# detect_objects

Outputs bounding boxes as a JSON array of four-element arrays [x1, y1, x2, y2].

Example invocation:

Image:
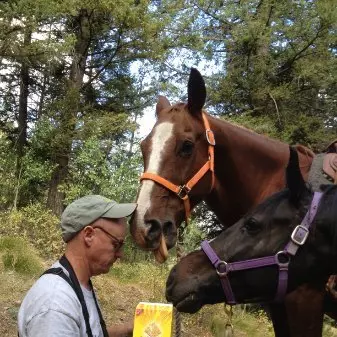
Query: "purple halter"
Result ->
[[201, 191, 323, 305]]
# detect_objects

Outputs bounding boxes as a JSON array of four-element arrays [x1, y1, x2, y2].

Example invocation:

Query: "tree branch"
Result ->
[[82, 30, 122, 90]]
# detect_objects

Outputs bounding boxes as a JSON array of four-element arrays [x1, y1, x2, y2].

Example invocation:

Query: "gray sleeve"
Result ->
[[26, 309, 80, 337]]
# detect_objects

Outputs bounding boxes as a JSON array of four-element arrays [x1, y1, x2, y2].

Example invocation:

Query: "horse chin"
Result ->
[[174, 293, 203, 313]]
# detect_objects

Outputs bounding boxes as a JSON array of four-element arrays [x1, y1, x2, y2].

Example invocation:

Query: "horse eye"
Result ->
[[179, 140, 194, 157], [243, 218, 262, 234]]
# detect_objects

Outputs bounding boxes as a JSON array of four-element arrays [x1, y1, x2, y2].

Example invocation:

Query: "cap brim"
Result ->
[[102, 203, 137, 219]]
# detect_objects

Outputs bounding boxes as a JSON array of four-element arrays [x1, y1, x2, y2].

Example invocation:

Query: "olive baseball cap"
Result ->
[[61, 195, 137, 242]]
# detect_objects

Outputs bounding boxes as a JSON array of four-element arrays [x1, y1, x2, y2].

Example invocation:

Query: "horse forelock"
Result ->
[[136, 122, 174, 224]]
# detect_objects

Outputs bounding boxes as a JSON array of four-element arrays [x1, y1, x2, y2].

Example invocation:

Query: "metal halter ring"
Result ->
[[177, 185, 191, 199], [275, 251, 290, 267], [216, 261, 229, 277]]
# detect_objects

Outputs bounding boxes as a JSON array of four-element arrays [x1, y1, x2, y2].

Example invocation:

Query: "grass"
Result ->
[[0, 238, 41, 337], [210, 306, 274, 337]]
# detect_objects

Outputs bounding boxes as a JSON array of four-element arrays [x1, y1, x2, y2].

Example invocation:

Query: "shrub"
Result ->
[[0, 203, 64, 259], [0, 236, 43, 276]]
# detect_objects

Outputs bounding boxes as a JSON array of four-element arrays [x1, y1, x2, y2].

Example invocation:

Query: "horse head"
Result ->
[[166, 147, 337, 313], [130, 68, 214, 262]]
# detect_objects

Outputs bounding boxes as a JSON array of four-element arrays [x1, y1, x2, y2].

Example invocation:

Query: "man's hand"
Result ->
[[107, 320, 134, 337]]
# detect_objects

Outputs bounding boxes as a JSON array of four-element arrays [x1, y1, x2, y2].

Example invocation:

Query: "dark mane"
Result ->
[[244, 186, 311, 229], [315, 185, 337, 247], [254, 184, 337, 240]]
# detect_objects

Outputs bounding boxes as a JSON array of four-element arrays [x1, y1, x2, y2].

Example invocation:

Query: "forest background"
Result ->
[[1, 1, 337, 336], [0, 0, 336, 259]]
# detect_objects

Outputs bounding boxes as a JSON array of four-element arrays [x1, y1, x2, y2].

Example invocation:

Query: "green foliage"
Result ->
[[63, 138, 142, 204], [19, 148, 56, 206], [102, 149, 143, 203], [227, 112, 334, 151], [183, 219, 207, 252], [0, 0, 180, 213], [323, 316, 337, 336], [108, 260, 173, 303], [173, 0, 337, 148], [0, 236, 43, 276], [0, 204, 64, 259]]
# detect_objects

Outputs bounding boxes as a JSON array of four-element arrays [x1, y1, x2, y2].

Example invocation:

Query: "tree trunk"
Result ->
[[14, 28, 31, 209], [46, 9, 92, 216], [17, 44, 30, 159]]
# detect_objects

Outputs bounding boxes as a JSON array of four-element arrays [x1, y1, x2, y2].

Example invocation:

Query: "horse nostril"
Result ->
[[163, 220, 175, 236], [144, 219, 162, 243], [162, 220, 177, 249]]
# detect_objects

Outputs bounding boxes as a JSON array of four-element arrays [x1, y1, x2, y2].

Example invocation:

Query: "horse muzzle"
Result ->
[[130, 213, 177, 263]]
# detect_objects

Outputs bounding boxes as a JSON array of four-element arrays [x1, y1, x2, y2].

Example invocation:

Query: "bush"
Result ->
[[0, 236, 43, 276], [0, 203, 64, 259]]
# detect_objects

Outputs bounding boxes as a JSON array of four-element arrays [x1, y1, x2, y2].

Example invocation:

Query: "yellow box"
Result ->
[[133, 302, 173, 337]]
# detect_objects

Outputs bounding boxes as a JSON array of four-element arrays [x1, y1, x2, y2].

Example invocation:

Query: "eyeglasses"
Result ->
[[93, 226, 125, 252]]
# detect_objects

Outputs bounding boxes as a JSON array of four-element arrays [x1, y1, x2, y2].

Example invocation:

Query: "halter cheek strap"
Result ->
[[140, 113, 215, 224]]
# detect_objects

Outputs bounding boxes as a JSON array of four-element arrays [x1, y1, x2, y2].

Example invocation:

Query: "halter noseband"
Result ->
[[201, 191, 323, 305], [140, 112, 215, 224]]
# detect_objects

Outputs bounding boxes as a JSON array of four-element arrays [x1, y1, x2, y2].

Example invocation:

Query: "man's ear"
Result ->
[[82, 226, 95, 246]]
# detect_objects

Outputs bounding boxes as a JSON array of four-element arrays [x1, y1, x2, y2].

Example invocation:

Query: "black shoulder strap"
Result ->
[[42, 267, 73, 288], [89, 279, 108, 335], [42, 264, 93, 337], [42, 256, 108, 337]]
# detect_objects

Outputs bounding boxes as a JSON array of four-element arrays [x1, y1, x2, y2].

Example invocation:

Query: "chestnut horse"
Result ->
[[129, 68, 335, 336], [166, 146, 337, 337]]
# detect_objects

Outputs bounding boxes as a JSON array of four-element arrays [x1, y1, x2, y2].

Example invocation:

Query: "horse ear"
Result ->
[[286, 146, 306, 205], [187, 68, 206, 117], [156, 96, 171, 116]]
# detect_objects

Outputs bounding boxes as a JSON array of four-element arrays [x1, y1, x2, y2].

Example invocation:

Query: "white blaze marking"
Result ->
[[136, 122, 174, 226]]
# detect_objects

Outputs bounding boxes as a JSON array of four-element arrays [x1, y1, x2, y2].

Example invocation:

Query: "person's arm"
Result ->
[[107, 321, 133, 337], [26, 309, 80, 337]]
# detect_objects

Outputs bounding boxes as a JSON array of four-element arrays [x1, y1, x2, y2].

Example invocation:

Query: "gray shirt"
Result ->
[[18, 261, 103, 337]]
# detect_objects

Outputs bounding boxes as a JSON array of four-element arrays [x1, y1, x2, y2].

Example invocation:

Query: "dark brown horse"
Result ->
[[166, 146, 337, 336], [129, 68, 334, 336]]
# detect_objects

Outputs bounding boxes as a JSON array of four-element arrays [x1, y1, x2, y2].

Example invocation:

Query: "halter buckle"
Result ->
[[291, 225, 309, 246], [177, 185, 191, 199], [206, 129, 216, 146], [216, 261, 229, 277]]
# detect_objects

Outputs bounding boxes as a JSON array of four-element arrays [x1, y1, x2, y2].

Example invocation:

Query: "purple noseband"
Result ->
[[201, 192, 323, 305]]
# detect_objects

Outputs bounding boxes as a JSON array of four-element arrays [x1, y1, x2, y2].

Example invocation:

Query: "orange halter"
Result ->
[[140, 113, 215, 225]]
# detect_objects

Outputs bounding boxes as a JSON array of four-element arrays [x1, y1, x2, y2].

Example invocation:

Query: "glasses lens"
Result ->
[[94, 226, 124, 251]]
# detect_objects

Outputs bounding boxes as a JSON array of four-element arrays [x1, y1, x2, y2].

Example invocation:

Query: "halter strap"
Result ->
[[202, 191, 323, 305], [140, 112, 215, 224]]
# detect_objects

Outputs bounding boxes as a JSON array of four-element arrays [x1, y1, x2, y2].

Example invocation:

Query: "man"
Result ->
[[18, 195, 137, 337]]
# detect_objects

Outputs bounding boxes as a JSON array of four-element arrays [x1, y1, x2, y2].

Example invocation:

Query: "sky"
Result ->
[[133, 57, 220, 139], [136, 105, 156, 139]]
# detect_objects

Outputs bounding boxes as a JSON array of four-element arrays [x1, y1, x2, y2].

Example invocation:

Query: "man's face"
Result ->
[[88, 217, 127, 276]]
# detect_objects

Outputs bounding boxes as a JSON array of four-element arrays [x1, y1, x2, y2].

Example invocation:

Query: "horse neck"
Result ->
[[205, 116, 290, 227]]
